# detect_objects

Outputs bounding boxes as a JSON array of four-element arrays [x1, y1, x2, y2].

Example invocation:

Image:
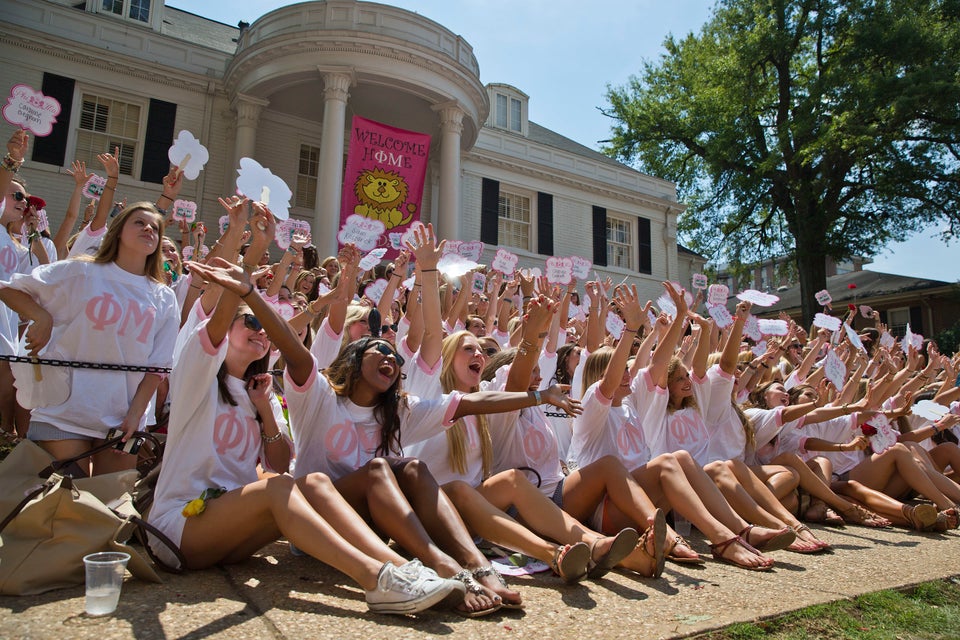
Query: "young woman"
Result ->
[[0, 182, 178, 475], [570, 285, 776, 571], [151, 203, 461, 615]]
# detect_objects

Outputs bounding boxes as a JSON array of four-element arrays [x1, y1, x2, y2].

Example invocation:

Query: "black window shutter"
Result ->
[[480, 178, 499, 245], [909, 306, 923, 334], [31, 74, 75, 166], [140, 99, 177, 183], [537, 192, 553, 256], [637, 216, 652, 274], [592, 206, 607, 266], [878, 309, 888, 325]]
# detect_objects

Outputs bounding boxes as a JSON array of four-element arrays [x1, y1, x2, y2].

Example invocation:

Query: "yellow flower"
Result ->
[[181, 498, 206, 518]]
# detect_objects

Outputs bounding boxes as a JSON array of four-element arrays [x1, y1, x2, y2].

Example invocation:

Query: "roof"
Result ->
[[760, 269, 955, 314], [527, 121, 637, 173], [161, 5, 239, 54], [678, 244, 706, 259]]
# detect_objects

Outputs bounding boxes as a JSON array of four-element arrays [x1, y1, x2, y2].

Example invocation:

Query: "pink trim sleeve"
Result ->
[[441, 391, 464, 427], [284, 362, 318, 393], [198, 323, 220, 356]]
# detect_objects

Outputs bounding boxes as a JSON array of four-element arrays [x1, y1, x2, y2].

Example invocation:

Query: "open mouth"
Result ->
[[378, 361, 396, 377], [469, 361, 482, 374]]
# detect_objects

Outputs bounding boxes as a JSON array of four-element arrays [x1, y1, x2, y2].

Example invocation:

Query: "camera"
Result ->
[[106, 429, 145, 455]]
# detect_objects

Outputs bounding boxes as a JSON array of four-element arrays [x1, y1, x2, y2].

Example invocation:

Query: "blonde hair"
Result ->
[[440, 331, 493, 479], [581, 347, 614, 397], [85, 202, 166, 284], [666, 357, 698, 412]]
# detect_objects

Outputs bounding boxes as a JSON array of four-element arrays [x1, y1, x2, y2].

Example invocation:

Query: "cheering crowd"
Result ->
[[1, 127, 959, 617]]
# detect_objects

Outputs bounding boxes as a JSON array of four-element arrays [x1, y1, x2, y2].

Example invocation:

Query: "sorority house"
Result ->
[[1, 0, 702, 299]]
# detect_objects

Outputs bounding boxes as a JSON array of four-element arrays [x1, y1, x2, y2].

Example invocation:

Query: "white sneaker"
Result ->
[[365, 561, 462, 615]]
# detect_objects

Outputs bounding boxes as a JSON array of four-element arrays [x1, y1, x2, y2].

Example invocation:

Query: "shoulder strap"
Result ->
[[124, 513, 186, 574], [0, 483, 48, 533]]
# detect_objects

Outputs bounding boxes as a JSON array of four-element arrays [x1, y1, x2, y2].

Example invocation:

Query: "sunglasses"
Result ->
[[366, 341, 405, 367], [381, 324, 398, 334], [789, 344, 801, 349], [485, 347, 499, 356], [11, 191, 25, 202], [241, 314, 263, 332]]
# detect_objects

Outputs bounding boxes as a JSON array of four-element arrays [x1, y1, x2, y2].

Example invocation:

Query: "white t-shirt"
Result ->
[[570, 381, 651, 472], [284, 358, 461, 481], [0, 225, 27, 355], [67, 224, 106, 258], [405, 415, 485, 487], [791, 413, 864, 475], [743, 406, 805, 465], [2, 260, 178, 437], [630, 367, 716, 465], [482, 364, 565, 496], [309, 316, 343, 371], [702, 364, 747, 462], [148, 322, 287, 566]]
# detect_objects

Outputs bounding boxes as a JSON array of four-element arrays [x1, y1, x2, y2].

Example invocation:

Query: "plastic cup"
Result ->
[[674, 513, 692, 538], [83, 552, 130, 616]]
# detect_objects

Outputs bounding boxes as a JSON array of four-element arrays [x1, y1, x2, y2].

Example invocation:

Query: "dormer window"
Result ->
[[486, 84, 528, 136], [100, 0, 153, 25]]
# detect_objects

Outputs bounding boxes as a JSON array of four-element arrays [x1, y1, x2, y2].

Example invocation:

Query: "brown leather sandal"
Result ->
[[710, 536, 773, 572]]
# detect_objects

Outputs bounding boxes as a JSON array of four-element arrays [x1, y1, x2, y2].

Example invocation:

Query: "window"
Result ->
[[498, 191, 532, 251], [494, 93, 522, 132], [75, 93, 141, 177], [296, 144, 320, 209], [887, 307, 910, 338], [101, 0, 152, 23], [606, 214, 633, 270]]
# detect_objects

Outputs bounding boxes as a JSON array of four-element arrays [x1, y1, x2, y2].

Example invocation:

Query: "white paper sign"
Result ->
[[911, 400, 949, 421], [743, 315, 762, 341], [545, 257, 573, 285], [181, 244, 210, 261], [757, 319, 789, 336], [859, 305, 874, 318], [275, 219, 311, 250], [2, 84, 61, 136], [692, 273, 708, 290], [844, 323, 866, 352], [338, 214, 385, 252], [83, 175, 106, 201], [171, 199, 197, 223], [864, 415, 898, 454], [441, 239, 461, 257], [879, 331, 895, 349], [363, 278, 389, 304], [656, 293, 677, 318], [217, 215, 231, 236], [813, 313, 842, 332], [522, 267, 542, 278], [437, 253, 478, 278], [815, 289, 832, 306], [401, 275, 415, 291], [647, 309, 657, 328], [236, 157, 292, 220], [904, 324, 923, 351], [167, 130, 209, 180], [707, 304, 734, 328], [358, 247, 388, 271], [570, 256, 592, 280], [707, 284, 729, 306], [491, 248, 519, 275], [605, 311, 625, 340], [752, 340, 768, 357], [823, 349, 846, 391], [459, 241, 484, 262], [737, 289, 780, 307]]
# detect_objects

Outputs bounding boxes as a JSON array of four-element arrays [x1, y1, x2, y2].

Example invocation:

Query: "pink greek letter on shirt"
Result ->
[[86, 292, 123, 330], [119, 300, 156, 344], [669, 412, 703, 447], [0, 246, 16, 275], [325, 422, 358, 461], [213, 408, 259, 460], [617, 423, 645, 456], [522, 427, 549, 461]]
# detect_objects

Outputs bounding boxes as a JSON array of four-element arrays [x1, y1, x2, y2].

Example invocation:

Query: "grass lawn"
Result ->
[[695, 578, 960, 639]]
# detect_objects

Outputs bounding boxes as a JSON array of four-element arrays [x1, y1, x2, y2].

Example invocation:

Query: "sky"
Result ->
[[173, 0, 957, 284]]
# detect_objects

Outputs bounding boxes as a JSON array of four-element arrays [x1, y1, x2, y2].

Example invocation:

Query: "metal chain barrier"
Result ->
[[0, 354, 171, 374]]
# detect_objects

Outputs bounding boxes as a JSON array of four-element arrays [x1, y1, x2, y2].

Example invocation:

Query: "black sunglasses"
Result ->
[[241, 314, 263, 332], [381, 324, 398, 334], [485, 347, 498, 356], [11, 191, 25, 202], [366, 341, 405, 367]]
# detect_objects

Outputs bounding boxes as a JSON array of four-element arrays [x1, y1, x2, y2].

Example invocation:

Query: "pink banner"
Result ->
[[340, 116, 431, 257]]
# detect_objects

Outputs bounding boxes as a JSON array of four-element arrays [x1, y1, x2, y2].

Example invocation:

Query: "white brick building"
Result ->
[[1, 0, 697, 301]]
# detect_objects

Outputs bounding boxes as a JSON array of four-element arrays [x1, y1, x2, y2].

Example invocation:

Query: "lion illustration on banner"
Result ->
[[353, 167, 417, 230]]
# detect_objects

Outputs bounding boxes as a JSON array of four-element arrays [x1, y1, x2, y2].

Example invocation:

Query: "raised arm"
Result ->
[[377, 250, 408, 324], [405, 224, 444, 366], [90, 147, 120, 232], [647, 282, 689, 388], [54, 160, 89, 259], [719, 301, 751, 375], [598, 285, 643, 399], [326, 244, 361, 335], [505, 294, 558, 392]]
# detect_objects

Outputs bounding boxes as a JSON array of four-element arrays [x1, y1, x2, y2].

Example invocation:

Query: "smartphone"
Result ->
[[106, 429, 144, 455]]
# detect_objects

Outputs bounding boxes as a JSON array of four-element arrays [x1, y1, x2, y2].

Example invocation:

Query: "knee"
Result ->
[[265, 473, 296, 497], [365, 457, 393, 481], [674, 450, 694, 468], [301, 471, 334, 494], [598, 454, 629, 475], [444, 479, 471, 501], [652, 453, 681, 475]]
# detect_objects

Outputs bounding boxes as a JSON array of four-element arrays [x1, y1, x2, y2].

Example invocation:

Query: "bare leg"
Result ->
[[751, 464, 799, 501], [850, 443, 955, 510], [832, 479, 916, 527]]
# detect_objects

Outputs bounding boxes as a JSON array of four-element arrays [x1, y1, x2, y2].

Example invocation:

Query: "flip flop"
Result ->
[[587, 527, 639, 579], [666, 535, 705, 565], [636, 508, 667, 578], [740, 524, 796, 552], [550, 542, 591, 584], [711, 536, 773, 572]]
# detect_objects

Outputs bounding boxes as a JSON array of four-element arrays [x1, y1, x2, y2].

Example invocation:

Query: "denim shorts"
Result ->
[[27, 421, 95, 442]]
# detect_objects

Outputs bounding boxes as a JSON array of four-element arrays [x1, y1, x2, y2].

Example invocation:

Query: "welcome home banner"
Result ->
[[340, 116, 431, 256]]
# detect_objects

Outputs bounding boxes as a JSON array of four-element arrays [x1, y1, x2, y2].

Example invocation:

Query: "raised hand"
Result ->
[[404, 222, 444, 270], [67, 160, 89, 186], [7, 129, 28, 162], [97, 146, 120, 180]]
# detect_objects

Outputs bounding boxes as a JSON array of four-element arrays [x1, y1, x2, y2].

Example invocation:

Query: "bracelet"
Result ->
[[261, 430, 283, 444], [1, 153, 22, 172], [241, 283, 255, 298], [420, 268, 438, 273], [103, 181, 117, 190], [390, 272, 402, 280], [157, 194, 173, 203], [189, 283, 204, 291], [531, 389, 542, 405], [624, 326, 640, 334]]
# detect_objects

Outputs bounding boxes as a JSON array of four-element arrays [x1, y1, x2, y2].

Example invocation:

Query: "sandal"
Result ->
[[739, 524, 795, 552], [933, 508, 959, 532], [450, 570, 502, 618], [587, 527, 639, 579], [841, 504, 891, 528], [550, 542, 591, 584], [666, 535, 705, 565], [787, 524, 830, 553], [710, 536, 773, 572], [472, 566, 523, 610], [901, 503, 938, 531], [804, 500, 844, 527], [635, 508, 667, 578]]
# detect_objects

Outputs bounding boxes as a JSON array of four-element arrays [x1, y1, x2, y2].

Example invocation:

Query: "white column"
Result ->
[[230, 94, 269, 175], [433, 103, 464, 242], [315, 72, 353, 257]]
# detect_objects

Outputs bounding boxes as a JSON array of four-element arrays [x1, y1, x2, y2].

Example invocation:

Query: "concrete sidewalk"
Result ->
[[2, 524, 957, 640]]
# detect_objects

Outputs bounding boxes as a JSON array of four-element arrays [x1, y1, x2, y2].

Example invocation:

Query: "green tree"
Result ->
[[604, 0, 960, 324]]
